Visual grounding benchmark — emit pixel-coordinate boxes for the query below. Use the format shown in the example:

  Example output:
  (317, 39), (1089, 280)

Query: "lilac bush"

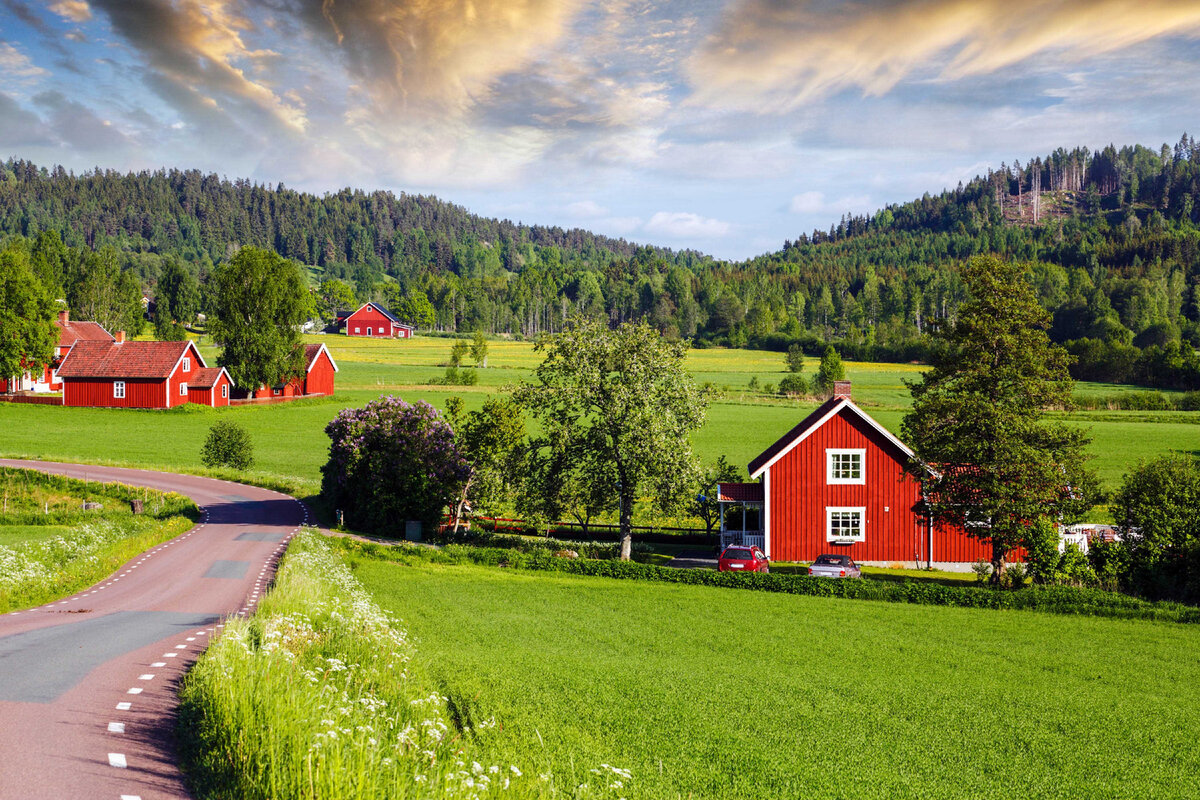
(321, 397), (472, 536)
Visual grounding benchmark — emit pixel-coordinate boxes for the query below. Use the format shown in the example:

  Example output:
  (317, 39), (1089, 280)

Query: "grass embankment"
(0, 467), (197, 612)
(178, 532), (627, 800)
(349, 553), (1200, 799)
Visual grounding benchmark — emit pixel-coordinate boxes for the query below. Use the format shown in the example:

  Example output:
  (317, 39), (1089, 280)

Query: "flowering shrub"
(321, 397), (472, 536)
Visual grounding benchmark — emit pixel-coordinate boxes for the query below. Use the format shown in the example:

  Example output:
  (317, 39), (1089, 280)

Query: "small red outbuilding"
(343, 303), (414, 338)
(719, 381), (992, 570)
(251, 342), (338, 399)
(57, 336), (212, 409)
(187, 367), (234, 407)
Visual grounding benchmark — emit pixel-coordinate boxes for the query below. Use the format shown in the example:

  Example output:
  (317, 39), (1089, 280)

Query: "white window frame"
(826, 506), (866, 543)
(366, 327), (373, 337)
(354, 326), (361, 334)
(826, 448), (866, 485)
(179, 382), (188, 396)
(113, 381), (125, 399)
(182, 357), (190, 373)
(221, 383), (228, 399)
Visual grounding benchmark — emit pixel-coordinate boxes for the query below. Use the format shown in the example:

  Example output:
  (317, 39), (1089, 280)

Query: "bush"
(971, 559), (992, 583)
(778, 373), (807, 396)
(200, 420), (254, 470)
(321, 397), (471, 536)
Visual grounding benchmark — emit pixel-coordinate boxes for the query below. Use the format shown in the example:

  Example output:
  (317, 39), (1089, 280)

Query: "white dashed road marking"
(116, 702), (132, 710)
(108, 753), (127, 768)
(126, 688), (142, 695)
(108, 722), (125, 733)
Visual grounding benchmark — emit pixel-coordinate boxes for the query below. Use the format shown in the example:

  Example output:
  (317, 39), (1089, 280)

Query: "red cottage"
(719, 381), (992, 570)
(57, 336), (211, 409)
(1, 310), (113, 393)
(343, 303), (414, 338)
(187, 367), (234, 407)
(252, 342), (338, 398)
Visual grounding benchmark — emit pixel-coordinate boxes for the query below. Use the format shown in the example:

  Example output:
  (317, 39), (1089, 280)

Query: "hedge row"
(335, 538), (1200, 625)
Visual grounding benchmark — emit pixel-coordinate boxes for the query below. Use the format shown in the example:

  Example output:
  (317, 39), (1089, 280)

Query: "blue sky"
(2, 0), (1200, 260)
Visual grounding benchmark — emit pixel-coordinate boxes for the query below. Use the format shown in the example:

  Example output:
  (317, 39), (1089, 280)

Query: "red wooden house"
(1, 310), (113, 393)
(343, 303), (414, 338)
(187, 367), (233, 407)
(56, 335), (212, 409)
(251, 343), (338, 399)
(718, 381), (993, 569)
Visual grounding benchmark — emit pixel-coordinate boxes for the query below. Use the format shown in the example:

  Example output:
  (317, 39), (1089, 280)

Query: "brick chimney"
(115, 331), (125, 343)
(58, 309), (68, 325)
(833, 380), (852, 399)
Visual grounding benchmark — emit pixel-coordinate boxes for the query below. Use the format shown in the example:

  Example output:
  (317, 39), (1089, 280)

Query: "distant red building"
(251, 342), (338, 399)
(719, 381), (994, 569)
(187, 367), (233, 407)
(343, 303), (414, 338)
(56, 336), (212, 409)
(1, 310), (113, 393)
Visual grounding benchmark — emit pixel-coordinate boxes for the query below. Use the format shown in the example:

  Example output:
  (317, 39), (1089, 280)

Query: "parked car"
(718, 545), (770, 573)
(808, 554), (862, 578)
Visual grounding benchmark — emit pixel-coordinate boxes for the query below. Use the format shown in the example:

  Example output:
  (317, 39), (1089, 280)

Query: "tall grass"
(0, 467), (197, 612)
(178, 532), (630, 800)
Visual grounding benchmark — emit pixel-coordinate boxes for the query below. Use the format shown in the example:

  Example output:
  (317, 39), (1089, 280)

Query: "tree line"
(3, 134), (1200, 390)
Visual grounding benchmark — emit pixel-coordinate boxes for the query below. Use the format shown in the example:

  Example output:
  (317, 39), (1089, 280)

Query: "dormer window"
(827, 448), (865, 485)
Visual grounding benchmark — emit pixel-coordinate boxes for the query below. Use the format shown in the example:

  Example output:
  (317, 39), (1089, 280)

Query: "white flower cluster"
(0, 519), (131, 595)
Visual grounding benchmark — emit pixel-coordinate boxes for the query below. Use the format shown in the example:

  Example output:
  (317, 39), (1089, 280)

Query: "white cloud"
(0, 42), (48, 82)
(565, 200), (609, 218)
(50, 1), (92, 23)
(789, 191), (824, 214)
(644, 211), (731, 239)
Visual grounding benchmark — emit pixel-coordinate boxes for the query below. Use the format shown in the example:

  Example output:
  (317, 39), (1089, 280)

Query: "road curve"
(0, 459), (309, 800)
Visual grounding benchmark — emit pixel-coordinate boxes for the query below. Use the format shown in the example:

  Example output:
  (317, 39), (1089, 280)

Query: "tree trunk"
(990, 540), (1006, 586)
(451, 476), (473, 537)
(619, 485), (635, 560)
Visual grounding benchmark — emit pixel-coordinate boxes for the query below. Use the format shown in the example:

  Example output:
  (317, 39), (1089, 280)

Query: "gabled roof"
(348, 302), (411, 326)
(56, 320), (114, 348)
(717, 482), (764, 503)
(57, 340), (204, 379)
(190, 366), (232, 388)
(304, 343), (339, 373)
(747, 397), (915, 479)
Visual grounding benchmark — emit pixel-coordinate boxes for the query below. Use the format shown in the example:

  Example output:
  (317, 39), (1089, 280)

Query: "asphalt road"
(0, 459), (309, 800)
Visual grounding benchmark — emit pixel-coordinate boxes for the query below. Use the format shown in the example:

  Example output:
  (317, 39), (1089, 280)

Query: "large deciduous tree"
(322, 397), (471, 535)
(209, 247), (311, 390)
(0, 243), (57, 383)
(66, 246), (145, 336)
(154, 256), (199, 339)
(445, 396), (526, 532)
(902, 255), (1094, 582)
(1111, 455), (1200, 601)
(516, 317), (708, 559)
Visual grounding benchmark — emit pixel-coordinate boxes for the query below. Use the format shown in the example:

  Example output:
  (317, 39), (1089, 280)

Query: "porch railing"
(721, 530), (765, 550)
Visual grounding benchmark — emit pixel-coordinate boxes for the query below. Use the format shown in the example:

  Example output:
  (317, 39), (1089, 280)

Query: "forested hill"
(2, 135), (1200, 391)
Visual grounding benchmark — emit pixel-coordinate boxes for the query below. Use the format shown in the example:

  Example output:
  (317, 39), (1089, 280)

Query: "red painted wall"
(64, 378), (167, 408)
(766, 408), (993, 564)
(304, 352), (336, 395)
(168, 344), (203, 408)
(187, 376), (230, 407)
(345, 305), (394, 337)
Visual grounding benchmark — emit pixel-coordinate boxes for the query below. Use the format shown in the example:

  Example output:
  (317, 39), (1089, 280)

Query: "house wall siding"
(64, 378), (167, 408)
(304, 353), (336, 395)
(766, 408), (991, 563)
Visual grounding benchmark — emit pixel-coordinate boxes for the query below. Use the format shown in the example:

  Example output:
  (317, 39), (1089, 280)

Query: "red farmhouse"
(718, 381), (991, 570)
(252, 343), (339, 399)
(57, 336), (213, 409)
(343, 303), (414, 338)
(1, 310), (113, 393)
(187, 367), (234, 407)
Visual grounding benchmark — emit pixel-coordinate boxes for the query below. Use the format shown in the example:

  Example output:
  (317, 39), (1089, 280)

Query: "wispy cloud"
(0, 41), (48, 82)
(49, 0), (91, 22)
(644, 210), (732, 239)
(689, 0), (1200, 110)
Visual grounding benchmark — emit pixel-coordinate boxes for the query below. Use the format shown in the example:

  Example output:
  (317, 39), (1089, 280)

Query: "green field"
(1, 335), (1197, 500)
(354, 557), (1200, 799)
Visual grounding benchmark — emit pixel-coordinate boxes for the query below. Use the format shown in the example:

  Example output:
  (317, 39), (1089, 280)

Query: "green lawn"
(0, 523), (75, 547)
(2, 335), (1197, 499)
(355, 558), (1200, 799)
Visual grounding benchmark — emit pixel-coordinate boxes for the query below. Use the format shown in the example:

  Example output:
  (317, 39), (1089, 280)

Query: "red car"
(718, 545), (770, 573)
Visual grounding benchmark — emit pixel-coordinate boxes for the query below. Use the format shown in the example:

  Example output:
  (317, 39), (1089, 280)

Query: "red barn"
(251, 342), (338, 398)
(57, 336), (210, 409)
(719, 381), (993, 570)
(188, 367), (233, 407)
(343, 303), (414, 338)
(1, 310), (113, 393)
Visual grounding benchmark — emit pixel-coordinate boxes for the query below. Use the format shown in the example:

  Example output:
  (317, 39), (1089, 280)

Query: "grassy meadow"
(0, 467), (197, 612)
(0, 334), (1197, 500)
(354, 556), (1200, 800)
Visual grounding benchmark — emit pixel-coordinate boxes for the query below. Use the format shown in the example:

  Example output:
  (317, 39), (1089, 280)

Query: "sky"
(2, 1), (1200, 260)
